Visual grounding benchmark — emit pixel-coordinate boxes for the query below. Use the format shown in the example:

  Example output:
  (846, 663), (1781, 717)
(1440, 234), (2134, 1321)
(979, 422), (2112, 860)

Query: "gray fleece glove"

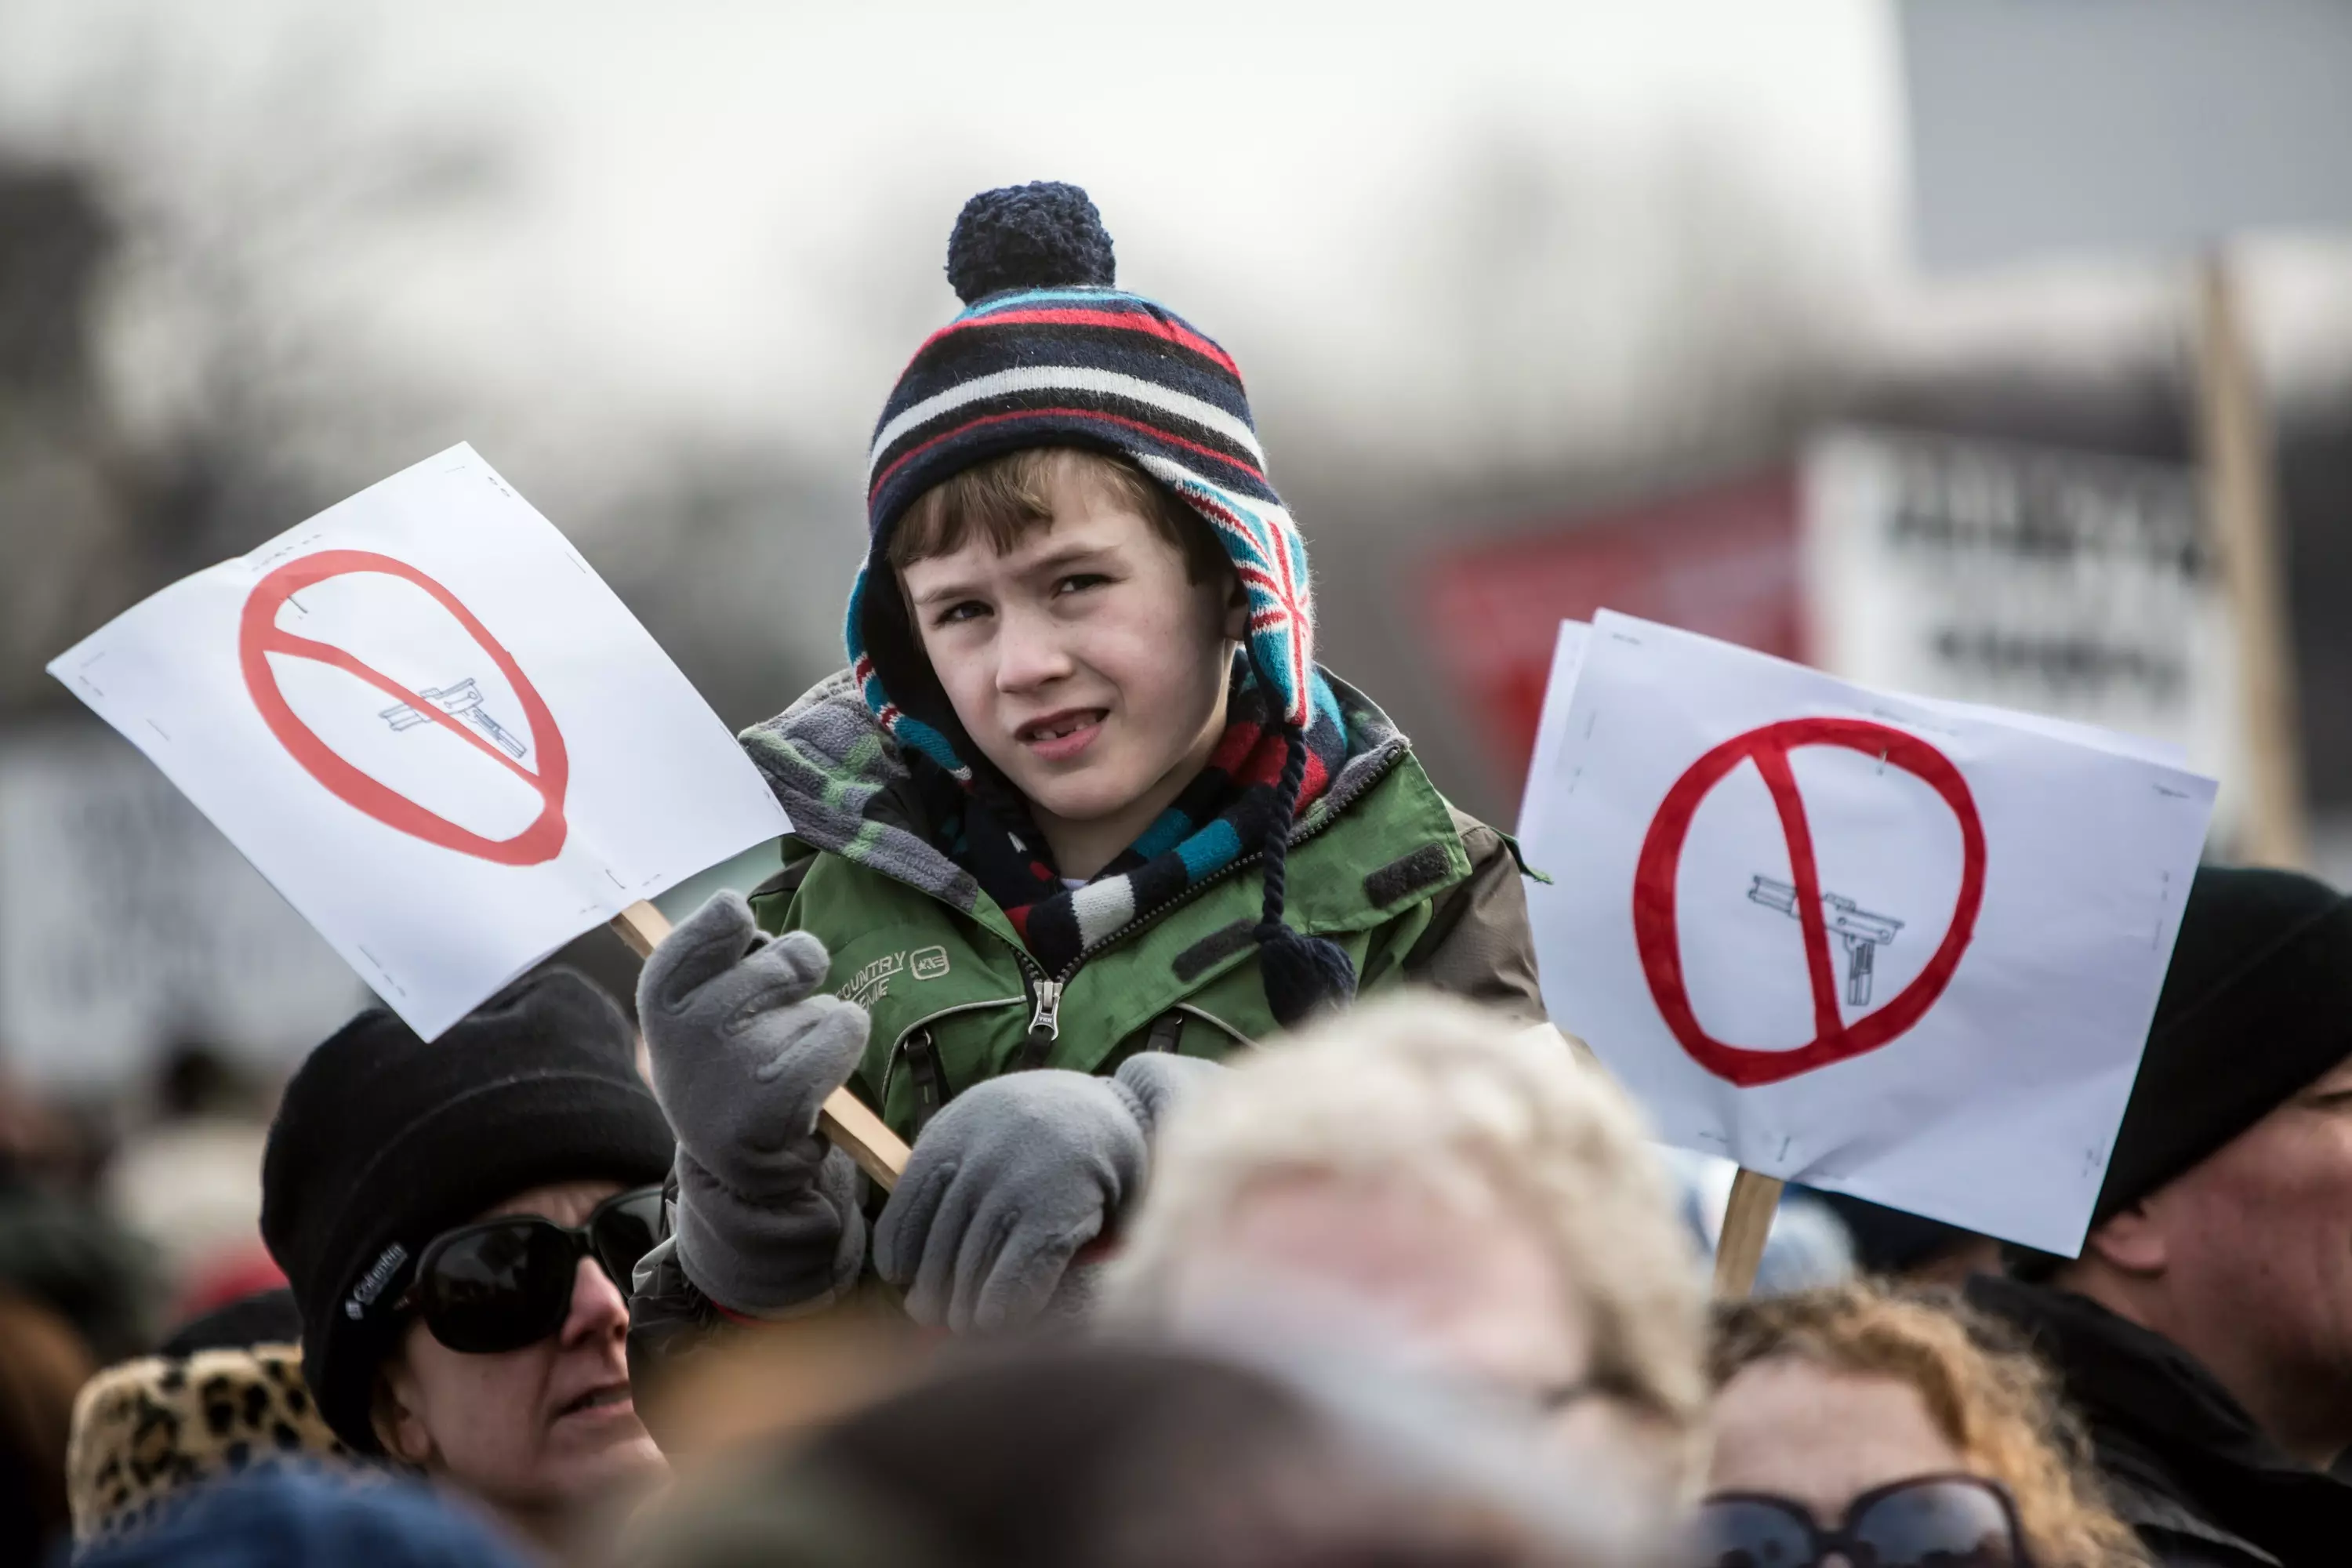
(873, 1052), (1224, 1332)
(637, 891), (870, 1319)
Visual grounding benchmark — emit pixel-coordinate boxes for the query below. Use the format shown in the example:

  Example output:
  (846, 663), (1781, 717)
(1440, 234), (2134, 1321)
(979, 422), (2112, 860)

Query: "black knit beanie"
(260, 968), (674, 1454)
(2093, 864), (2352, 1225)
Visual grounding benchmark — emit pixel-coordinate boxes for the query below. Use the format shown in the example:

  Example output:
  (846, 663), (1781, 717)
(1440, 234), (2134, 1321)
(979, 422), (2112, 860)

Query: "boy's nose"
(993, 605), (1075, 692)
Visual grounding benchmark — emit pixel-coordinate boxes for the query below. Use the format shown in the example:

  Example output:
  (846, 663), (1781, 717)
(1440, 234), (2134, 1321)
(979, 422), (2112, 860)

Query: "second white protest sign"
(1521, 612), (2215, 1255)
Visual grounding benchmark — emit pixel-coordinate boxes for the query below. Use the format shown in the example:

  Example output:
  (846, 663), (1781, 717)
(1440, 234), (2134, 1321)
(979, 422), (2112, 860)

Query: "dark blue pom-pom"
(945, 181), (1116, 305)
(1256, 924), (1357, 1029)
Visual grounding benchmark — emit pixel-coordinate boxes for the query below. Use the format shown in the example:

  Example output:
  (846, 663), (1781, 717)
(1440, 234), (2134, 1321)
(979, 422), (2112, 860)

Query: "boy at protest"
(629, 183), (1542, 1370)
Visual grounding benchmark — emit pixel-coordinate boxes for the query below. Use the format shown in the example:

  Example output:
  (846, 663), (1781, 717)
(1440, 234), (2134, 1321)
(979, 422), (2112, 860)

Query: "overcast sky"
(2, 0), (2346, 497)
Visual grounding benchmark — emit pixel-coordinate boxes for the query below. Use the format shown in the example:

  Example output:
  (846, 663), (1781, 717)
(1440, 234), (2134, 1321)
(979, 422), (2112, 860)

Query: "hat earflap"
(1254, 722), (1357, 1029)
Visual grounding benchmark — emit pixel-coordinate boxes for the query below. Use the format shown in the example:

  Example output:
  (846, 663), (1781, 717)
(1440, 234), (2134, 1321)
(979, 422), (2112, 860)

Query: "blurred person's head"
(67, 1339), (348, 1550)
(1104, 993), (1707, 1504)
(1708, 1281), (2146, 1568)
(74, 1465), (531, 1568)
(2042, 865), (2352, 1470)
(614, 1339), (1639, 1568)
(62, 1283), (343, 1551)
(260, 971), (674, 1548)
(103, 1051), (281, 1326)
(0, 1291), (95, 1563)
(155, 1041), (265, 1121)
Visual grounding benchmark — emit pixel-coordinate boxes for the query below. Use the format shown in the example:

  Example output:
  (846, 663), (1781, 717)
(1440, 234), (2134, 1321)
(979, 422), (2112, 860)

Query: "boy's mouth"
(1015, 707), (1107, 761)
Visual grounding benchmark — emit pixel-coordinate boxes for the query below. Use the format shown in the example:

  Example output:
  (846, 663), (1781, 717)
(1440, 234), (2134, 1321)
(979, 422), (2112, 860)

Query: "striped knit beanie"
(850, 180), (1353, 1027)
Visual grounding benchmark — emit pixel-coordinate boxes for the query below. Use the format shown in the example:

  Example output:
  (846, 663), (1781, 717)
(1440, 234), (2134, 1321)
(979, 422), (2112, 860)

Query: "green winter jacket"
(622, 666), (1543, 1436)
(736, 666), (1544, 1140)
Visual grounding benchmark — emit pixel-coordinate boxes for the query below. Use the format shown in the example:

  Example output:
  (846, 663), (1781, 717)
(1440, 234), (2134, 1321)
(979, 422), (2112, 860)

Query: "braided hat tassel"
(1254, 724), (1357, 1028)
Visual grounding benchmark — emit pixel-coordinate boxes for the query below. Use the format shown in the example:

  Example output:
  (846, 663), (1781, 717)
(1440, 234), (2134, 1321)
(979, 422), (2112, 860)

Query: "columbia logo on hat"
(343, 1243), (409, 1320)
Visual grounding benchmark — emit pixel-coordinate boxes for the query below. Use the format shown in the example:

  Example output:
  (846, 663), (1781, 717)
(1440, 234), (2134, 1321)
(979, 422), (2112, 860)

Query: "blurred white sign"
(1522, 611), (2215, 1254)
(0, 725), (364, 1088)
(1802, 429), (2243, 843)
(1902, 0), (2352, 268)
(51, 444), (789, 1041)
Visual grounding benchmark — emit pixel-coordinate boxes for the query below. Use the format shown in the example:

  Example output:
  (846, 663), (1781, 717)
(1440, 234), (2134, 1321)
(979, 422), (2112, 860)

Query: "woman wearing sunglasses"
(261, 969), (677, 1554)
(1702, 1281), (2146, 1568)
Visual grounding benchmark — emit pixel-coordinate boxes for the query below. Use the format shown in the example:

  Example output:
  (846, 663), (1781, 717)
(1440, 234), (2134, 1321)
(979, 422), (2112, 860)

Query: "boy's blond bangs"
(887, 447), (1228, 585)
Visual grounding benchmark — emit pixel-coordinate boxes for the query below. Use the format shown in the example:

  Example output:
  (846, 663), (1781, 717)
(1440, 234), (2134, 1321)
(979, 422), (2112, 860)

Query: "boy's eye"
(932, 601), (989, 627)
(1054, 573), (1111, 597)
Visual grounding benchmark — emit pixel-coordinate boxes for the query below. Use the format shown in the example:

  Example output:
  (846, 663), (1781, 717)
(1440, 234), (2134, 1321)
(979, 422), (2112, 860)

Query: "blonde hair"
(1105, 993), (1707, 1465)
(1711, 1283), (2147, 1568)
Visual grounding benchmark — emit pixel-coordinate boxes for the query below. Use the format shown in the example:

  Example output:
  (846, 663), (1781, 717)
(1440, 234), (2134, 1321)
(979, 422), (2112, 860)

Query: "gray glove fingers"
(740, 996), (871, 1142)
(639, 891), (762, 1021)
(970, 1214), (1094, 1334)
(902, 1165), (990, 1330)
(943, 1196), (1027, 1334)
(724, 929), (836, 1025)
(1112, 1052), (1228, 1136)
(872, 1151), (956, 1291)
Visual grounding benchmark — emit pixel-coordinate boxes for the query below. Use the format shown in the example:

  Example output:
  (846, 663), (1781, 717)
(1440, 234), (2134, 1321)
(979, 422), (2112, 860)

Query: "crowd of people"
(4, 181), (2350, 1566)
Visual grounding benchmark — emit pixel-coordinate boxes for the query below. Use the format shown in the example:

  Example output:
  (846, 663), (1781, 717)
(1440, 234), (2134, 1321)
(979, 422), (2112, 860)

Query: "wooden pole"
(1711, 1167), (1785, 1299)
(2194, 252), (2309, 869)
(610, 900), (910, 1191)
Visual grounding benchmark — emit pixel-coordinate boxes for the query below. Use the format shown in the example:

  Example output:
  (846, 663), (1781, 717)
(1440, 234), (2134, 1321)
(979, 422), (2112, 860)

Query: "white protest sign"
(50, 444), (790, 1040)
(1522, 611), (2216, 1254)
(1512, 619), (1589, 845)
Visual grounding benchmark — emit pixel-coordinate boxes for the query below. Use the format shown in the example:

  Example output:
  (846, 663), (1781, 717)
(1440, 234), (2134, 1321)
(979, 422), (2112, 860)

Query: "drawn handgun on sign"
(380, 678), (528, 760)
(1747, 875), (1904, 1007)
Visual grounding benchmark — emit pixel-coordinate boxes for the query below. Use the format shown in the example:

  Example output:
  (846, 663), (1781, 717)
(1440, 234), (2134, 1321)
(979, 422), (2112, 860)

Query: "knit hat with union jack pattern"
(845, 180), (1354, 1026)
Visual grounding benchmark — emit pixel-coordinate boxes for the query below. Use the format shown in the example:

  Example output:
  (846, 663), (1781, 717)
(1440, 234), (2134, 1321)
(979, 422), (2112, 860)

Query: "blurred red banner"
(1424, 470), (1802, 787)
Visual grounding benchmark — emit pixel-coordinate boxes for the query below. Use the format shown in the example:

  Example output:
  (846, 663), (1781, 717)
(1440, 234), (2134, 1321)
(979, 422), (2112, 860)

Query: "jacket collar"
(1969, 1275), (2351, 1565)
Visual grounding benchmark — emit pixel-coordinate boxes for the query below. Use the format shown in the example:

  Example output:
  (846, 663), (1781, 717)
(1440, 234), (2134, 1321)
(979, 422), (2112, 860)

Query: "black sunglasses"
(1693, 1473), (2031, 1568)
(395, 1185), (664, 1355)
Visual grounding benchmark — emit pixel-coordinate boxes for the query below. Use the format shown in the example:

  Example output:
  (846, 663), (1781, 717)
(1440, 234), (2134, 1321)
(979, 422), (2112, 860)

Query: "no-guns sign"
(1520, 612), (2214, 1255)
(52, 445), (789, 1040)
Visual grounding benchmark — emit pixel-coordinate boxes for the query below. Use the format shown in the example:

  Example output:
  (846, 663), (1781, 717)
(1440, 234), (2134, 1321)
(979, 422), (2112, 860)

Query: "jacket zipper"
(950, 740), (1410, 1075)
(1016, 977), (1064, 1069)
(1004, 741), (1411, 1068)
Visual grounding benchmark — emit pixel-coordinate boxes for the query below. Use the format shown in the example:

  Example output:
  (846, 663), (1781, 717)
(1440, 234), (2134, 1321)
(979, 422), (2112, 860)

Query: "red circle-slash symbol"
(1632, 718), (1986, 1087)
(238, 550), (570, 866)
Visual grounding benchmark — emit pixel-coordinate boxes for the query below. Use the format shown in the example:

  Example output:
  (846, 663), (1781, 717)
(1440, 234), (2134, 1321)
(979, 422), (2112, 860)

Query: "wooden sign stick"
(609, 900), (911, 1191)
(2194, 252), (2309, 869)
(1711, 1167), (1786, 1299)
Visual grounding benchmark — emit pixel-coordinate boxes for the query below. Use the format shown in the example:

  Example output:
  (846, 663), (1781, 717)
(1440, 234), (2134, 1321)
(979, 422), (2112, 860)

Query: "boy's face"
(899, 463), (1243, 843)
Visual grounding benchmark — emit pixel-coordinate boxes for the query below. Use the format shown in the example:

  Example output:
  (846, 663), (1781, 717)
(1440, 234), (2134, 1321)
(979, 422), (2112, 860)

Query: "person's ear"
(2082, 1198), (2169, 1276)
(1220, 569), (1249, 642)
(372, 1360), (438, 1469)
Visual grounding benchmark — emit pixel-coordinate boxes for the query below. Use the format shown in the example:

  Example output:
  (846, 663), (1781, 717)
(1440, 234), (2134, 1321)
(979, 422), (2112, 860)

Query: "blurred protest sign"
(1900, 0), (2352, 869)
(1521, 611), (2215, 1257)
(0, 723), (361, 1087)
(50, 444), (790, 1042)
(1424, 473), (1799, 786)
(1802, 428), (2244, 840)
